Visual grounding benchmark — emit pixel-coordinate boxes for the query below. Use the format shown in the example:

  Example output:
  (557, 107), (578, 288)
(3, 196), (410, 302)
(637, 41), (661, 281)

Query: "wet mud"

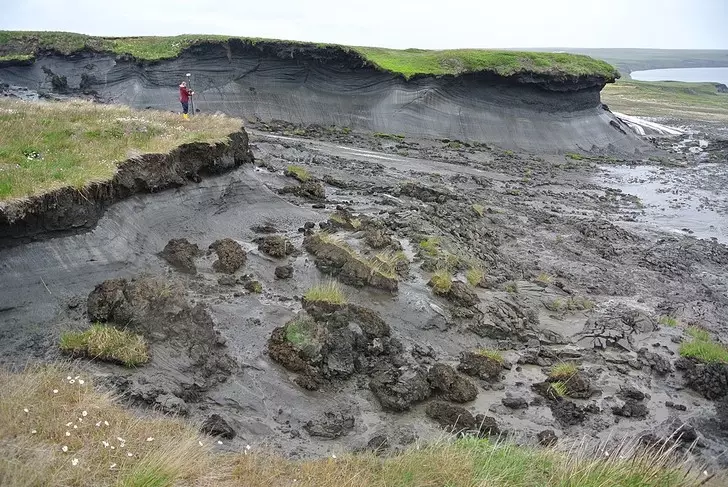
(0, 119), (727, 467)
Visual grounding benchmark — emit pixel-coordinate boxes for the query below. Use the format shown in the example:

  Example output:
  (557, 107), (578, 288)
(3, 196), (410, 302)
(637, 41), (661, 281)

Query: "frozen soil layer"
(0, 41), (648, 153)
(0, 127), (727, 467)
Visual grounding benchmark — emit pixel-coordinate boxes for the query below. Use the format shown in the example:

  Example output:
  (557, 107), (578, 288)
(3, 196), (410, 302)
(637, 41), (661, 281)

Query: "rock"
(281, 179), (325, 200)
(618, 386), (646, 401)
(556, 372), (596, 399)
(304, 411), (355, 439)
(501, 396), (529, 409)
(251, 224), (278, 234)
(676, 358), (728, 400)
(244, 279), (263, 293)
(425, 401), (476, 431)
(550, 400), (587, 426)
(457, 351), (502, 382)
(665, 401), (687, 411)
(275, 264), (294, 279)
(612, 399), (649, 419)
(638, 348), (672, 375)
(715, 397), (728, 429)
(218, 275), (237, 286)
(209, 238), (246, 274)
(256, 235), (294, 258)
(201, 414), (236, 439)
(427, 363), (478, 403)
(537, 429), (558, 446)
(574, 306), (657, 351)
(670, 423), (698, 444)
(364, 228), (392, 249)
(159, 238), (201, 274)
(447, 281), (480, 307)
(369, 366), (431, 412)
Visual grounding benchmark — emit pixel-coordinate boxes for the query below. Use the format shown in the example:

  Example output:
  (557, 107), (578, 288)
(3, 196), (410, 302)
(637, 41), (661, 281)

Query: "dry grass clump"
(0, 98), (241, 200)
(549, 362), (579, 381)
(59, 324), (149, 367)
(477, 349), (504, 364)
(285, 165), (311, 182)
(465, 266), (484, 287)
(304, 281), (347, 305)
(429, 269), (453, 295)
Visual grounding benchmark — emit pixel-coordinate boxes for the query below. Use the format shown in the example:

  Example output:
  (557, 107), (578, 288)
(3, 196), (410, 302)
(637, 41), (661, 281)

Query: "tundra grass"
(430, 269), (453, 294)
(285, 165), (311, 182)
(549, 362), (578, 381)
(303, 281), (347, 305)
(0, 31), (618, 80)
(59, 324), (149, 367)
(602, 79), (728, 122)
(0, 98), (241, 201)
(1, 365), (719, 487)
(476, 349), (504, 364)
(680, 327), (728, 364)
(465, 266), (484, 287)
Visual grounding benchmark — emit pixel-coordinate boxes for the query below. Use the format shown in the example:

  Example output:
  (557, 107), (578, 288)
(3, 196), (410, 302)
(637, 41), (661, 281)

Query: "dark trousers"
(181, 101), (189, 114)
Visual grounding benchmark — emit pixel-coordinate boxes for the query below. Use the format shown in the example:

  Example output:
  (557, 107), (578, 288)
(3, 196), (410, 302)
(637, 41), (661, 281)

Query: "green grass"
(418, 236), (441, 257)
(565, 153), (585, 161)
(285, 165), (311, 182)
(465, 266), (484, 287)
(374, 250), (408, 271)
(303, 281), (347, 305)
(0, 366), (720, 486)
(549, 362), (578, 381)
(0, 98), (241, 201)
(0, 31), (618, 80)
(659, 315), (680, 328)
(429, 269), (453, 295)
(535, 272), (552, 284)
(680, 327), (728, 364)
(602, 79), (728, 122)
(476, 349), (504, 364)
(373, 132), (405, 140)
(59, 324), (149, 367)
(504, 281), (519, 293)
(550, 381), (568, 398)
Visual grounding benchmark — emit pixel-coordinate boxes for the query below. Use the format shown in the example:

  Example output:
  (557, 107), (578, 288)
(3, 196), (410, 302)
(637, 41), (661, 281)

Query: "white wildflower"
(65, 431), (71, 436)
(245, 444), (251, 450)
(69, 380), (75, 384)
(53, 389), (58, 394)
(704, 470), (709, 476)
(71, 458), (79, 466)
(332, 454), (337, 459)
(66, 422), (73, 427)
(127, 452), (133, 457)
(199, 441), (204, 446)
(102, 440), (109, 448)
(96, 421), (101, 427)
(604, 451), (610, 457)
(110, 446), (115, 450)
(31, 429), (37, 434)
(74, 376), (79, 380)
(67, 376), (72, 380)
(109, 463), (117, 470)
(117, 437), (126, 443)
(82, 411), (88, 417)
(61, 446), (68, 452)
(73, 425), (78, 429)
(104, 421), (109, 426)
(217, 440), (223, 445)
(146, 437), (154, 442)
(78, 379), (85, 385)
(23, 408), (29, 413)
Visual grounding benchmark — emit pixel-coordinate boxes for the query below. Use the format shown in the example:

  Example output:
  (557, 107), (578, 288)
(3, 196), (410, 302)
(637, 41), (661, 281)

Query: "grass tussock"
(550, 381), (568, 398)
(59, 324), (149, 367)
(477, 349), (504, 364)
(535, 272), (552, 284)
(0, 366), (718, 487)
(660, 315), (680, 327)
(304, 281), (347, 305)
(549, 362), (579, 381)
(418, 236), (441, 257)
(285, 165), (311, 182)
(429, 269), (453, 295)
(465, 266), (484, 287)
(680, 327), (728, 364)
(0, 98), (241, 201)
(317, 232), (397, 279)
(545, 296), (595, 312)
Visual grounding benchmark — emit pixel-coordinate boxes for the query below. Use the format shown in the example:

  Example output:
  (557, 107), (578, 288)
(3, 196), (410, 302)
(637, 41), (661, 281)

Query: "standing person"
(179, 81), (194, 120)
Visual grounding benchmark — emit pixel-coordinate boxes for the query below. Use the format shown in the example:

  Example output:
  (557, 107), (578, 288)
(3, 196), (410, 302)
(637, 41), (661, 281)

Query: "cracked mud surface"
(1, 124), (727, 466)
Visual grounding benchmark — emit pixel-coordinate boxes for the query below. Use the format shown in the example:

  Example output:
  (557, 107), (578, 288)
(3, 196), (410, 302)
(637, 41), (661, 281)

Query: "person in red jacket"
(179, 81), (194, 119)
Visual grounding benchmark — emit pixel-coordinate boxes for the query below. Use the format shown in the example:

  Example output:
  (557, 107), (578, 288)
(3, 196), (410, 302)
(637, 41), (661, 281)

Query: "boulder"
(369, 366), (431, 412)
(550, 400), (587, 426)
(304, 411), (355, 439)
(457, 351), (502, 382)
(256, 235), (294, 258)
(537, 429), (558, 446)
(447, 281), (480, 307)
(612, 399), (649, 419)
(275, 264), (294, 279)
(425, 401), (476, 431)
(501, 396), (529, 409)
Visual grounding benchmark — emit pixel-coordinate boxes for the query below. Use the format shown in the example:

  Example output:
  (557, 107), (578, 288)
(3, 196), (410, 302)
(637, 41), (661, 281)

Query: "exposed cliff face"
(0, 41), (645, 153)
(0, 131), (253, 247)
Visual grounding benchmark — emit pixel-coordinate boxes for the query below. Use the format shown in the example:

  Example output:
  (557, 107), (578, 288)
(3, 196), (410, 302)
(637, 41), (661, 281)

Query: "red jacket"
(179, 85), (192, 103)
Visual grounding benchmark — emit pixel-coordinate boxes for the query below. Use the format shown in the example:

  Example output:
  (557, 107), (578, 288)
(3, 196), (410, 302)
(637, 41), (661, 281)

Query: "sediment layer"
(0, 40), (647, 153)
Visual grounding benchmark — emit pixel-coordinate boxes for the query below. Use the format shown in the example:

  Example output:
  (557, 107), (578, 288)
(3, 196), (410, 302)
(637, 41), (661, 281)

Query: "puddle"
(599, 164), (728, 244)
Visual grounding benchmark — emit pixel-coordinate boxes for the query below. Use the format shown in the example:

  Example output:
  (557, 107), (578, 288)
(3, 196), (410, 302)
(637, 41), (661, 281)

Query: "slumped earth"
(1, 119), (727, 470)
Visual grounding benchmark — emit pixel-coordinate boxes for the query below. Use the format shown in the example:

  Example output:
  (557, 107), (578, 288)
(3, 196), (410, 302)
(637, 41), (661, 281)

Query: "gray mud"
(1, 122), (727, 466)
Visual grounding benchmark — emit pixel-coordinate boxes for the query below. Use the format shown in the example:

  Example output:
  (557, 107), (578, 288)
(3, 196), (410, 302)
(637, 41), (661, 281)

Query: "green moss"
(0, 31), (618, 80)
(59, 324), (149, 367)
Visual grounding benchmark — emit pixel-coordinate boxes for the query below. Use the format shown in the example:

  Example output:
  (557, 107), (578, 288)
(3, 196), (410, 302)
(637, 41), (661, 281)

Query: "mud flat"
(1, 116), (727, 471)
(0, 35), (650, 153)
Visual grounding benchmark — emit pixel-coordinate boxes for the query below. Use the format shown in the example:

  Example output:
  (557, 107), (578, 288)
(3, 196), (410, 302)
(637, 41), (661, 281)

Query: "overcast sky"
(2, 0), (726, 50)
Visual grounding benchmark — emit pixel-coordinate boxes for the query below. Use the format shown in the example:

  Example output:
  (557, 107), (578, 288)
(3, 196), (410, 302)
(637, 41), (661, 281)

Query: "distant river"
(630, 67), (728, 85)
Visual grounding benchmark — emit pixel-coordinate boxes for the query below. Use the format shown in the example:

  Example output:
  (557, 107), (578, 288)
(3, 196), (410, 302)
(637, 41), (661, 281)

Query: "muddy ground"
(1, 117), (727, 468)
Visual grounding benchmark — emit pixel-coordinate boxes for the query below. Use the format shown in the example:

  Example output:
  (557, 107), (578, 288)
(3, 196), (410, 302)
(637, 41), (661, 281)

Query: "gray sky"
(2, 0), (726, 49)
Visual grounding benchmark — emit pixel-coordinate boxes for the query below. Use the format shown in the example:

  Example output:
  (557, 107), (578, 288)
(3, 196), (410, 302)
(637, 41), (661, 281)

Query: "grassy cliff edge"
(0, 31), (619, 81)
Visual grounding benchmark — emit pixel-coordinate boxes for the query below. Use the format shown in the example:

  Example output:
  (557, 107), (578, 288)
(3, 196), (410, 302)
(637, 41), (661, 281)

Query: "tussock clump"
(429, 269), (453, 295)
(285, 165), (311, 182)
(59, 324), (149, 367)
(680, 327), (728, 364)
(465, 266), (484, 287)
(549, 362), (578, 381)
(304, 281), (347, 305)
(477, 349), (504, 364)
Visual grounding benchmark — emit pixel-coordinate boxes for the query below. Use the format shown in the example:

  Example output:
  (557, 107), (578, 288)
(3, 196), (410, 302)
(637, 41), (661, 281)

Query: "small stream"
(599, 163), (728, 244)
